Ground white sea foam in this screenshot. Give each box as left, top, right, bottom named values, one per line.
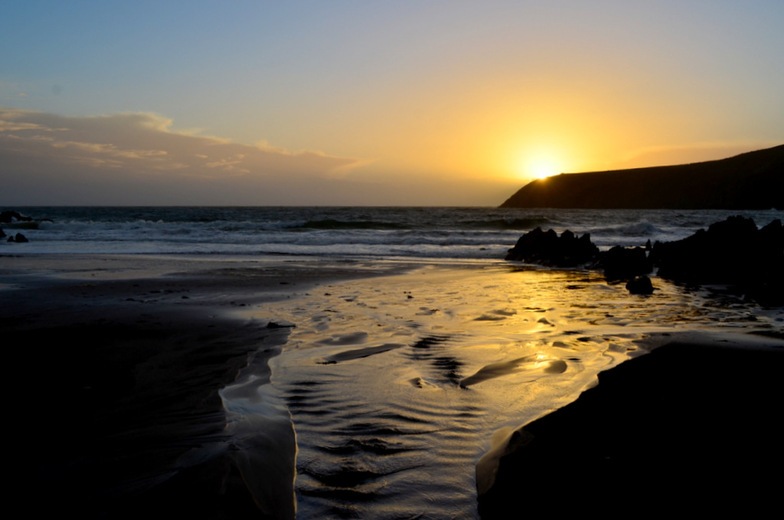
left=4, top=206, right=782, bottom=258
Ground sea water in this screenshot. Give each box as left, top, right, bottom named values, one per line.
left=4, top=206, right=783, bottom=258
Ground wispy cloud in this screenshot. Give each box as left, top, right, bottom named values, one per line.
left=0, top=107, right=364, bottom=205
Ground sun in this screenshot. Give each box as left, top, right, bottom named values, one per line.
left=530, top=160, right=560, bottom=180
left=522, top=155, right=563, bottom=180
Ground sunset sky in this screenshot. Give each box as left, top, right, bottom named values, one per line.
left=2, top=1, right=783, bottom=206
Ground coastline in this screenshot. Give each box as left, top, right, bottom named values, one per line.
left=4, top=252, right=783, bottom=518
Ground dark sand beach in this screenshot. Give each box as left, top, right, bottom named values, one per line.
left=3, top=255, right=403, bottom=519
left=3, top=253, right=783, bottom=518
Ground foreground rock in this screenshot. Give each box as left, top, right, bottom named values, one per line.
left=478, top=341, right=784, bottom=518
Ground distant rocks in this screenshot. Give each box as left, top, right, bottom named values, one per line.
left=0, top=210, right=34, bottom=223
left=505, top=227, right=654, bottom=293
left=1, top=210, right=51, bottom=244
left=7, top=232, right=28, bottom=243
left=600, top=245, right=652, bottom=281
left=506, top=215, right=784, bottom=303
left=650, top=216, right=781, bottom=283
left=651, top=216, right=783, bottom=304
left=504, top=227, right=598, bottom=267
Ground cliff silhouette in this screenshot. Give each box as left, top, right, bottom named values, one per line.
left=500, top=145, right=784, bottom=209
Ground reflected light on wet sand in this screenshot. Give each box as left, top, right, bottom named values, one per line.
left=224, top=263, right=775, bottom=519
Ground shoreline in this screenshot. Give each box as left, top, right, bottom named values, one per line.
left=4, top=253, right=783, bottom=518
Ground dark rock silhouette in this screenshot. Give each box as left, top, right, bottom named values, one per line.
left=504, top=227, right=599, bottom=267
left=1, top=210, right=52, bottom=242
left=651, top=216, right=783, bottom=304
left=0, top=210, right=34, bottom=223
left=625, top=275, right=654, bottom=295
left=500, top=145, right=784, bottom=209
left=478, top=342, right=784, bottom=518
left=505, top=216, right=783, bottom=304
left=506, top=229, right=652, bottom=284
left=600, top=245, right=652, bottom=281
left=651, top=216, right=781, bottom=282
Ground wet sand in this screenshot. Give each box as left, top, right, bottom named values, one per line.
left=2, top=254, right=403, bottom=519
left=229, top=262, right=784, bottom=518
left=3, top=254, right=783, bottom=518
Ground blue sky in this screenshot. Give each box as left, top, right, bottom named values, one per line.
left=2, top=1, right=783, bottom=205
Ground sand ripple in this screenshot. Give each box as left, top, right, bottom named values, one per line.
left=233, top=264, right=778, bottom=519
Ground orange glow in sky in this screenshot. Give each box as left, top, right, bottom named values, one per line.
left=1, top=2, right=783, bottom=206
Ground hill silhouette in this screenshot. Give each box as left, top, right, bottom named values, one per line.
left=500, top=145, right=784, bottom=209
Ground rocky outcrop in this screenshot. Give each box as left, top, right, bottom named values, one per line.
left=505, top=216, right=784, bottom=303
left=505, top=228, right=651, bottom=283
left=504, top=227, right=599, bottom=267
left=1, top=210, right=52, bottom=243
left=625, top=275, right=655, bottom=295
left=651, top=216, right=782, bottom=283
left=0, top=210, right=34, bottom=223
left=478, top=342, right=784, bottom=518
left=8, top=233, right=28, bottom=243
left=651, top=216, right=783, bottom=304
left=600, top=245, right=652, bottom=281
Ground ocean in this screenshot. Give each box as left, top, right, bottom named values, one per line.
left=4, top=206, right=783, bottom=259
left=5, top=206, right=784, bottom=519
